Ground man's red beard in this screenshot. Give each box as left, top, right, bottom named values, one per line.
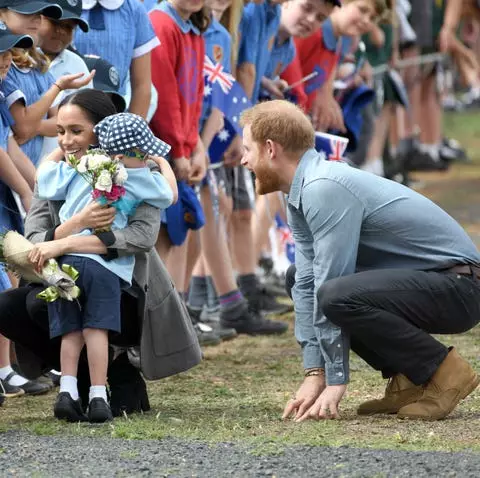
left=254, top=159, right=282, bottom=195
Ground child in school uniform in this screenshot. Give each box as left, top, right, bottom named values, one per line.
left=39, top=0, right=93, bottom=158
left=73, top=0, right=160, bottom=118
left=0, top=0, right=93, bottom=167
left=0, top=21, right=53, bottom=398
left=149, top=0, right=207, bottom=257
left=36, top=112, right=176, bottom=423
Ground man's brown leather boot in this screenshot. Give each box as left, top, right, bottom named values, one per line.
left=398, top=348, right=480, bottom=420
left=357, top=374, right=424, bottom=415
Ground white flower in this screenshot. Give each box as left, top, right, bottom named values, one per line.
left=115, top=166, right=128, bottom=185
left=86, top=153, right=111, bottom=171
left=76, top=157, right=88, bottom=173
left=95, top=170, right=113, bottom=192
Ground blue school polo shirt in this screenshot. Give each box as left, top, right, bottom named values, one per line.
left=264, top=35, right=295, bottom=79
left=201, top=17, right=232, bottom=130
left=3, top=64, right=58, bottom=167
left=238, top=0, right=281, bottom=103
left=74, top=0, right=159, bottom=95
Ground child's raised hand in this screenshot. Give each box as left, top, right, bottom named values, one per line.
left=56, top=70, right=96, bottom=92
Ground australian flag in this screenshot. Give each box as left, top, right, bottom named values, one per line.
left=203, top=55, right=252, bottom=163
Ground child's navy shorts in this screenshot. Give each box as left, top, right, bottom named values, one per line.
left=48, top=256, right=121, bottom=339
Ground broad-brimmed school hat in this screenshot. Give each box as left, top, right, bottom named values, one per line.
left=83, top=55, right=126, bottom=113
left=52, top=0, right=89, bottom=32
left=0, top=0, right=63, bottom=19
left=94, top=112, right=171, bottom=157
left=164, top=181, right=205, bottom=246
left=0, top=21, right=33, bottom=52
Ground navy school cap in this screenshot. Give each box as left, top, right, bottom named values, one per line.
left=51, top=0, right=89, bottom=32
left=83, top=55, right=127, bottom=113
left=0, top=21, right=33, bottom=52
left=0, top=0, right=63, bottom=19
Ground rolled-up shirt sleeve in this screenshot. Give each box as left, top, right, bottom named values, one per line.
left=301, top=178, right=364, bottom=385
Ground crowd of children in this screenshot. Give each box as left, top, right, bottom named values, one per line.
left=0, top=0, right=478, bottom=420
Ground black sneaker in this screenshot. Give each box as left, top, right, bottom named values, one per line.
left=247, top=287, right=294, bottom=315
left=54, top=392, right=88, bottom=422
left=220, top=302, right=288, bottom=336
left=44, top=370, right=61, bottom=388
left=404, top=150, right=449, bottom=172
left=187, top=306, right=222, bottom=346
left=0, top=378, right=24, bottom=398
left=88, top=397, right=113, bottom=423
left=188, top=305, right=237, bottom=342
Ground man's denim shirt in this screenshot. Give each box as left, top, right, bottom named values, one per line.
left=287, top=149, right=480, bottom=386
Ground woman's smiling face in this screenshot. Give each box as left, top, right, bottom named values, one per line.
left=56, top=104, right=98, bottom=161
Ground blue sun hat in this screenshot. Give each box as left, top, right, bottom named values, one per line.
left=94, top=113, right=171, bottom=157
left=0, top=0, right=63, bottom=19
left=164, top=181, right=205, bottom=246
left=0, top=21, right=33, bottom=52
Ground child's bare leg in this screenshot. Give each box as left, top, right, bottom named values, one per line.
left=60, top=330, right=85, bottom=400
left=82, top=328, right=108, bottom=402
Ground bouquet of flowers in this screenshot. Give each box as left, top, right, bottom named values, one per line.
left=68, top=148, right=128, bottom=232
left=0, top=231, right=80, bottom=302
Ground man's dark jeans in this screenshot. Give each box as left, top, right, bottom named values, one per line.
left=285, top=265, right=480, bottom=385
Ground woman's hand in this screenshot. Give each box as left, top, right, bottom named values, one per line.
left=173, top=156, right=191, bottom=181
left=28, top=240, right=66, bottom=273
left=56, top=70, right=96, bottom=91
left=76, top=201, right=116, bottom=232
left=282, top=374, right=326, bottom=422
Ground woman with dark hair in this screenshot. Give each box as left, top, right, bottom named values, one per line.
left=0, top=89, right=201, bottom=419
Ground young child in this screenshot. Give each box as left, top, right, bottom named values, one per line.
left=0, top=0, right=94, bottom=167
left=36, top=112, right=176, bottom=423
left=282, top=0, right=386, bottom=128
left=73, top=0, right=160, bottom=118
left=260, top=0, right=338, bottom=100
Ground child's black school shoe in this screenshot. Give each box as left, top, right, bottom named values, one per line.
left=88, top=398, right=113, bottom=423
left=54, top=392, right=88, bottom=422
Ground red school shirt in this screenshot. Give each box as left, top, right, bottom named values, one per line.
left=281, top=26, right=341, bottom=113
left=149, top=7, right=205, bottom=160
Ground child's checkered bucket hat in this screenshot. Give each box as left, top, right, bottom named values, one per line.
left=94, top=113, right=171, bottom=157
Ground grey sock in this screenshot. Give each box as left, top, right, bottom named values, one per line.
left=206, top=276, right=219, bottom=310
left=187, top=276, right=208, bottom=310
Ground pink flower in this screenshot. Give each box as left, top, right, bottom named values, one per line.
left=104, top=185, right=126, bottom=202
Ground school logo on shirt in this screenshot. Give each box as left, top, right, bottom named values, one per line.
left=267, top=35, right=275, bottom=51
left=109, top=67, right=120, bottom=87
left=66, top=0, right=78, bottom=6
left=213, top=45, right=223, bottom=64
left=0, top=21, right=6, bottom=31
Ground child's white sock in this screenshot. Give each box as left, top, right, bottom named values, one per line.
left=89, top=385, right=107, bottom=403
left=59, top=375, right=79, bottom=401
left=0, top=366, right=28, bottom=386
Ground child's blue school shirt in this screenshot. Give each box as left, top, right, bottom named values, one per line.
left=3, top=63, right=57, bottom=167
left=238, top=0, right=281, bottom=103
left=37, top=161, right=174, bottom=284
left=264, top=36, right=295, bottom=79
left=74, top=0, right=159, bottom=95
left=201, top=17, right=232, bottom=130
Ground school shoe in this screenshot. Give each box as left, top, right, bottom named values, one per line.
left=54, top=392, right=88, bottom=422
left=188, top=306, right=237, bottom=342
left=0, top=378, right=25, bottom=398
left=88, top=397, right=113, bottom=423
left=187, top=307, right=221, bottom=346
left=398, top=348, right=480, bottom=421
left=357, top=374, right=423, bottom=416
left=220, top=300, right=288, bottom=336
left=403, top=150, right=449, bottom=172
left=247, top=287, right=294, bottom=315
left=3, top=372, right=52, bottom=396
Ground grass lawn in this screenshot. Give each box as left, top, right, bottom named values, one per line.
left=1, top=112, right=480, bottom=454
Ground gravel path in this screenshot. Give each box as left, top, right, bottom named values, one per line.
left=1, top=431, right=479, bottom=477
